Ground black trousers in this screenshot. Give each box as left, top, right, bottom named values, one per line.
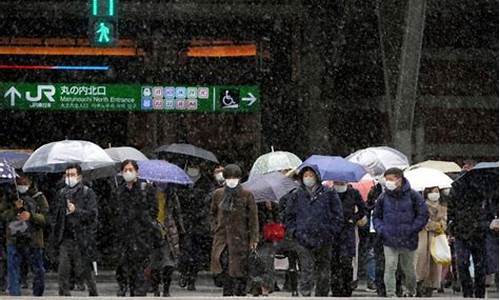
left=296, top=244, right=332, bottom=297
left=151, top=266, right=174, bottom=294
left=330, top=255, right=354, bottom=297
left=58, top=240, right=97, bottom=296
left=455, top=237, right=487, bottom=298
left=115, top=251, right=148, bottom=296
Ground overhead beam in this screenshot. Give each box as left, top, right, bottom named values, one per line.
left=0, top=1, right=300, bottom=20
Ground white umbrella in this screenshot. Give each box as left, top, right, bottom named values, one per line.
left=410, top=160, right=461, bottom=173
left=346, top=146, right=409, bottom=177
left=105, top=147, right=148, bottom=162
left=249, top=151, right=302, bottom=179
left=23, top=140, right=116, bottom=174
left=404, top=167, right=453, bottom=191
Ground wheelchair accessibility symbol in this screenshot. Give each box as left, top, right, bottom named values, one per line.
left=220, top=89, right=240, bottom=109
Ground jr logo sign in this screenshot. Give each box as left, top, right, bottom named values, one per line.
left=26, top=85, right=56, bottom=102
left=4, top=85, right=56, bottom=107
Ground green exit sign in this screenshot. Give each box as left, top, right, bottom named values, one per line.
left=89, top=0, right=118, bottom=47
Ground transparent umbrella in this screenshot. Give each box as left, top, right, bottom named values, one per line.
left=346, top=146, right=409, bottom=177
left=249, top=151, right=302, bottom=179
left=23, top=140, right=116, bottom=178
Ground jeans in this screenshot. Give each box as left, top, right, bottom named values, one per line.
left=455, top=238, right=486, bottom=298
left=365, top=233, right=376, bottom=283
left=7, top=244, right=45, bottom=296
left=295, top=243, right=332, bottom=297
left=383, top=246, right=417, bottom=297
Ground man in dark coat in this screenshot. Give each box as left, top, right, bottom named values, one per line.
left=372, top=168, right=428, bottom=298
left=210, top=164, right=259, bottom=296
left=448, top=169, right=494, bottom=298
left=330, top=182, right=367, bottom=297
left=114, top=159, right=158, bottom=297
left=284, top=165, right=344, bottom=297
left=50, top=164, right=98, bottom=296
left=177, top=162, right=213, bottom=291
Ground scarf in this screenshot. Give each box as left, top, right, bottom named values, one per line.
left=219, top=185, right=242, bottom=212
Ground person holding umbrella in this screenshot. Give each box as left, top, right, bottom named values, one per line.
left=283, top=165, right=344, bottom=297
left=1, top=174, right=49, bottom=296
left=210, top=164, right=259, bottom=296
left=50, top=164, right=98, bottom=296
left=330, top=181, right=367, bottom=297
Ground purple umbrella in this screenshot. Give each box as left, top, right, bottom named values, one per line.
left=0, top=151, right=30, bottom=169
left=299, top=155, right=367, bottom=182
left=242, top=172, right=299, bottom=203
left=137, top=160, right=192, bottom=185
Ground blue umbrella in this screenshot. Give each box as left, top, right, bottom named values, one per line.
left=299, top=155, right=367, bottom=182
left=0, top=151, right=30, bottom=169
left=137, top=160, right=192, bottom=185
left=0, top=159, right=17, bottom=184
left=242, top=172, right=299, bottom=203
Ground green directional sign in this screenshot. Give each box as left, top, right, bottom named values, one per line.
left=0, top=82, right=260, bottom=113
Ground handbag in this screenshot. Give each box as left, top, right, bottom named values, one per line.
left=430, top=234, right=452, bottom=265
left=263, top=223, right=285, bottom=242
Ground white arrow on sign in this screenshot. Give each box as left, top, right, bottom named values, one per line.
left=4, top=86, right=21, bottom=107
left=242, top=93, right=257, bottom=106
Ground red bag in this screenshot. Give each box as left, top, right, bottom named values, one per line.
left=263, top=223, right=286, bottom=242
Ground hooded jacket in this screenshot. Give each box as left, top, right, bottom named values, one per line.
left=284, top=165, right=344, bottom=249
left=372, top=178, right=429, bottom=250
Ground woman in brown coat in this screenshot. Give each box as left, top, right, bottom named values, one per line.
left=210, top=164, right=259, bottom=296
left=416, top=186, right=447, bottom=297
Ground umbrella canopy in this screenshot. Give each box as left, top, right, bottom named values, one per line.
left=0, top=151, right=31, bottom=169
left=299, top=155, right=367, bottom=182
left=105, top=147, right=148, bottom=162
left=137, top=160, right=192, bottom=185
left=0, top=160, right=16, bottom=184
left=249, top=151, right=302, bottom=179
left=454, top=161, right=499, bottom=186
left=23, top=140, right=116, bottom=174
left=410, top=160, right=461, bottom=173
left=242, top=172, right=299, bottom=203
left=404, top=167, right=453, bottom=191
left=155, top=143, right=219, bottom=163
left=349, top=173, right=375, bottom=201
left=346, top=146, right=409, bottom=177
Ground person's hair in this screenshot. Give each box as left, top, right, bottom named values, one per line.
left=384, top=167, right=403, bottom=179
left=223, top=164, right=242, bottom=179
left=121, top=159, right=139, bottom=171
left=65, top=164, right=82, bottom=175
left=463, top=159, right=477, bottom=167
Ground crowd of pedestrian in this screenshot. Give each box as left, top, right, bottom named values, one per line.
left=0, top=156, right=497, bottom=298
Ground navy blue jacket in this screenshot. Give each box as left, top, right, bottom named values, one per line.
left=284, top=167, right=344, bottom=249
left=372, top=178, right=428, bottom=251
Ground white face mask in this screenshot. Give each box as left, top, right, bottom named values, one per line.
left=428, top=192, right=440, bottom=202
left=385, top=180, right=398, bottom=191
left=187, top=167, right=200, bottom=177
left=215, top=172, right=225, bottom=183
left=442, top=188, right=451, bottom=196
left=225, top=179, right=239, bottom=189
left=122, top=171, right=137, bottom=183
left=377, top=177, right=386, bottom=186
left=303, top=177, right=316, bottom=188
left=65, top=177, right=80, bottom=188
left=17, top=185, right=29, bottom=194
left=334, top=184, right=348, bottom=193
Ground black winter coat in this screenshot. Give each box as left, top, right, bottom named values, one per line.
left=114, top=180, right=158, bottom=258
left=51, top=183, right=98, bottom=260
